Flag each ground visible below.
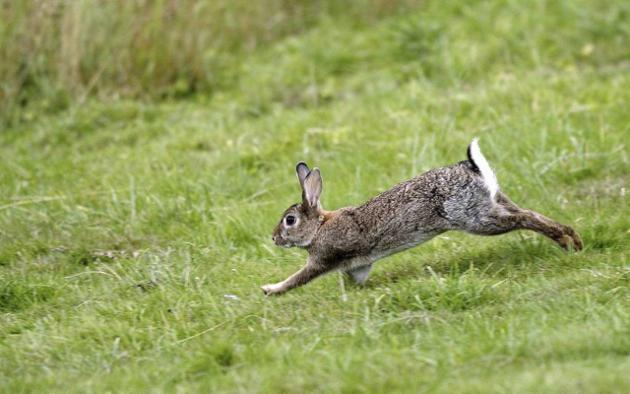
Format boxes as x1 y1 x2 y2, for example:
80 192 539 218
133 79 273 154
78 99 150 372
1 1 629 392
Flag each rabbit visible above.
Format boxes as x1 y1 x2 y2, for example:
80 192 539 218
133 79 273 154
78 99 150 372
262 139 582 295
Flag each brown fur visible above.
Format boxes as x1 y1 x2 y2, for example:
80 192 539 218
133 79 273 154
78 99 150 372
321 209 341 223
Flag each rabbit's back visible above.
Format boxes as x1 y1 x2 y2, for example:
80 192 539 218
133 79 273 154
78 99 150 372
348 161 492 257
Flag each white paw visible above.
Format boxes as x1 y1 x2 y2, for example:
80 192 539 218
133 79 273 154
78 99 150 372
261 283 283 295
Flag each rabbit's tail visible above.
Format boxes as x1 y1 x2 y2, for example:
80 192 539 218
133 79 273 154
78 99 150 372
467 138 499 199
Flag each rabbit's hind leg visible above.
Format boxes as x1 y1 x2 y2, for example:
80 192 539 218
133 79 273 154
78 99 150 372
513 208 582 251
468 193 582 251
344 264 373 285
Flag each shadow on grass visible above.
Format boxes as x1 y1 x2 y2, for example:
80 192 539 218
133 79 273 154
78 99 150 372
366 236 572 288
0 281 58 313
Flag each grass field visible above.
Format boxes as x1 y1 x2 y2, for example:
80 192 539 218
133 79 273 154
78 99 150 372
1 1 629 392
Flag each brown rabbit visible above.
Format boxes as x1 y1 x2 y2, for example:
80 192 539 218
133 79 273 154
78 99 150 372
262 139 582 295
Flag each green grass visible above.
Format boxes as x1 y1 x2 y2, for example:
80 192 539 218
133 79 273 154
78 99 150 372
0 0 417 127
1 0 629 392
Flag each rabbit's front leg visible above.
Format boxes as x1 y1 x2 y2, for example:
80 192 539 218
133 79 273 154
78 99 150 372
262 258 330 296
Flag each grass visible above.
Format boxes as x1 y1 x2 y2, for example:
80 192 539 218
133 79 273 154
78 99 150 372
0 0 417 127
1 0 629 392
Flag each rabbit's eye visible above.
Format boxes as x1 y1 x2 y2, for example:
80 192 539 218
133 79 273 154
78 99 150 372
285 215 296 226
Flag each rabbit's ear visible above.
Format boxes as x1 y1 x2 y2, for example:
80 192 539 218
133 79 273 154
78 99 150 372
296 161 310 188
302 168 322 209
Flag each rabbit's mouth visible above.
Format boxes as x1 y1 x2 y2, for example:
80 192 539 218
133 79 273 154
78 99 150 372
277 240 293 248
272 235 292 248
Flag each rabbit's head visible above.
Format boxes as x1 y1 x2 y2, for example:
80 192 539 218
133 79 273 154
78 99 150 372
272 162 323 248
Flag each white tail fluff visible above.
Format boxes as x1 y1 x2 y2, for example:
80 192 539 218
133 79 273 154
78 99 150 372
469 138 499 198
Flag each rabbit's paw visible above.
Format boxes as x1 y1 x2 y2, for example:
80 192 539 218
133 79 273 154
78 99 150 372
261 283 284 296
559 226 583 251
